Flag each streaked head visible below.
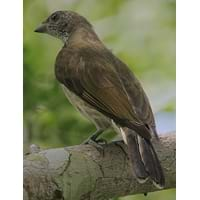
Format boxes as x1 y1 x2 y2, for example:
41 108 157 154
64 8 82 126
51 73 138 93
34 10 92 42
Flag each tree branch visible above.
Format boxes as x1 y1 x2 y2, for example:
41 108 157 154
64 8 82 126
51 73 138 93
23 133 176 200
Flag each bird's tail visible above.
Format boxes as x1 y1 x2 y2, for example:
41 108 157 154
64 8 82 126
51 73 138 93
121 127 165 189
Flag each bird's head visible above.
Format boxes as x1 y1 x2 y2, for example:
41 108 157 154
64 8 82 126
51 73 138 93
34 10 92 43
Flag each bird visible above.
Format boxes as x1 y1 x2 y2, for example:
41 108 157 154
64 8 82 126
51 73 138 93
35 10 165 188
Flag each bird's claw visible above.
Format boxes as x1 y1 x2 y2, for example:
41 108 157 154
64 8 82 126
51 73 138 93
82 138 107 149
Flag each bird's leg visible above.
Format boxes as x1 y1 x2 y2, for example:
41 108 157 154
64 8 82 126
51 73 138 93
82 128 107 145
90 129 104 141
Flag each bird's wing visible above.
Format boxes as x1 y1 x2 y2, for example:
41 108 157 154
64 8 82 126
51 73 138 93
56 47 152 139
114 58 158 136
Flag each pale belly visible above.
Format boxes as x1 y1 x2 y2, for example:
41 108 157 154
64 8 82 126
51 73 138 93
61 84 111 130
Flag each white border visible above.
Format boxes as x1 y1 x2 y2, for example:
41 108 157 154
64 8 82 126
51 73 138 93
177 0 200 200
0 0 23 199
1 0 200 199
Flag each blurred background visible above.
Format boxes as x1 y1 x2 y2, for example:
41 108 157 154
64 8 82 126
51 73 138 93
24 0 176 199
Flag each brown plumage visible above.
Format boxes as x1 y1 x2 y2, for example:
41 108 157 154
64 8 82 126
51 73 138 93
35 10 165 188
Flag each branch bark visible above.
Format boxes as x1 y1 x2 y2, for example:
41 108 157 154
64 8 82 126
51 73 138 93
23 133 176 200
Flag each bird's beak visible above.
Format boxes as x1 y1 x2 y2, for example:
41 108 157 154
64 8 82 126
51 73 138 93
34 23 47 33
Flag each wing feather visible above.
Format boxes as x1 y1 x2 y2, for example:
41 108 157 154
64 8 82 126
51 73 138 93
56 47 154 139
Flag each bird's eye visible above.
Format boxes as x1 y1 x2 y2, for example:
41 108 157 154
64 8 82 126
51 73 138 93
51 13 59 22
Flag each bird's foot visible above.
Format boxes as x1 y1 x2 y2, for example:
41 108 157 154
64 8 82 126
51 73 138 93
84 137 107 145
82 135 107 150
82 129 106 148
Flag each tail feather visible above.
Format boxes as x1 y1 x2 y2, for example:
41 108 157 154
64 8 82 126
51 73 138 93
147 139 165 188
138 136 165 188
125 132 149 183
122 128 165 188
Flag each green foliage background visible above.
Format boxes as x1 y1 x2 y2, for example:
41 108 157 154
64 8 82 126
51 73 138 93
24 0 176 199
